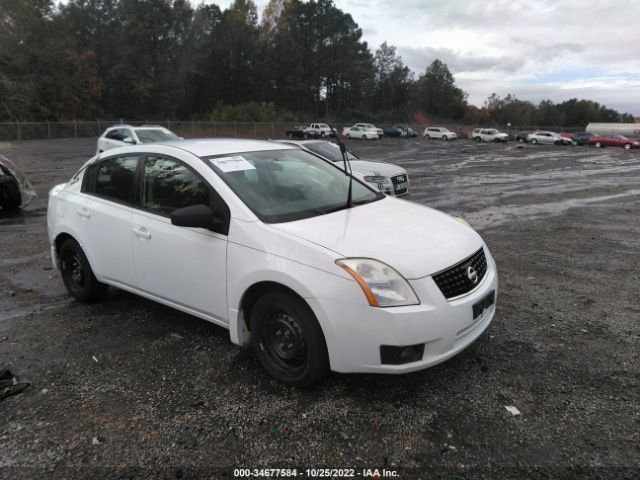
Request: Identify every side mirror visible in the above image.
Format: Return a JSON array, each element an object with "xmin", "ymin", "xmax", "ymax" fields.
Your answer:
[
  {"xmin": 171, "ymin": 204, "xmax": 220, "ymax": 230},
  {"xmin": 123, "ymin": 137, "xmax": 136, "ymax": 144}
]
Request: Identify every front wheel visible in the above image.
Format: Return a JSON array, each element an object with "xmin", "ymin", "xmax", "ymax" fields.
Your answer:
[
  {"xmin": 287, "ymin": 133, "xmax": 293, "ymax": 139},
  {"xmin": 624, "ymin": 143, "xmax": 631, "ymax": 150},
  {"xmin": 59, "ymin": 238, "xmax": 108, "ymax": 302},
  {"xmin": 345, "ymin": 134, "xmax": 351, "ymax": 139},
  {"xmin": 475, "ymin": 137, "xmax": 481, "ymax": 143},
  {"xmin": 251, "ymin": 291, "xmax": 329, "ymax": 387},
  {"xmin": 320, "ymin": 132, "xmax": 325, "ymax": 138},
  {"xmin": 530, "ymin": 138, "xmax": 538, "ymax": 145},
  {"xmin": 595, "ymin": 141, "xmax": 602, "ymax": 148}
]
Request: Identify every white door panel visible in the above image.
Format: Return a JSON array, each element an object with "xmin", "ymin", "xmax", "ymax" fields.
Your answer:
[
  {"xmin": 67, "ymin": 192, "xmax": 138, "ymax": 287},
  {"xmin": 131, "ymin": 211, "xmax": 228, "ymax": 322}
]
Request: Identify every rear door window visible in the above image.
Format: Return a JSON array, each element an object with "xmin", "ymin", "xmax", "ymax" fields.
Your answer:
[{"xmin": 83, "ymin": 155, "xmax": 139, "ymax": 205}]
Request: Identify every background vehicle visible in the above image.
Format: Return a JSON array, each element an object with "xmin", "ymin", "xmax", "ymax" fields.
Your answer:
[
  {"xmin": 278, "ymin": 139, "xmax": 410, "ymax": 197},
  {"xmin": 588, "ymin": 135, "xmax": 640, "ymax": 149},
  {"xmin": 472, "ymin": 128, "xmax": 508, "ymax": 143},
  {"xmin": 383, "ymin": 126, "xmax": 404, "ymax": 137},
  {"xmin": 402, "ymin": 126, "xmax": 418, "ymax": 137},
  {"xmin": 571, "ymin": 132, "xmax": 597, "ymax": 146},
  {"xmin": 423, "ymin": 127, "xmax": 457, "ymax": 140},
  {"xmin": 0, "ymin": 155, "xmax": 37, "ymax": 211},
  {"xmin": 342, "ymin": 126, "xmax": 378, "ymax": 140},
  {"xmin": 285, "ymin": 125, "xmax": 307, "ymax": 139},
  {"xmin": 586, "ymin": 123, "xmax": 640, "ymax": 138},
  {"xmin": 97, "ymin": 125, "xmax": 181, "ymax": 153},
  {"xmin": 526, "ymin": 131, "xmax": 570, "ymax": 145},
  {"xmin": 47, "ymin": 138, "xmax": 496, "ymax": 387},
  {"xmin": 304, "ymin": 123, "xmax": 335, "ymax": 138},
  {"xmin": 514, "ymin": 131, "xmax": 530, "ymax": 142},
  {"xmin": 354, "ymin": 123, "xmax": 383, "ymax": 138}
]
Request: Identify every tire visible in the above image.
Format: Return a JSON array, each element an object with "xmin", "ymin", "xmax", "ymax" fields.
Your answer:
[
  {"xmin": 303, "ymin": 133, "xmax": 308, "ymax": 139},
  {"xmin": 59, "ymin": 238, "xmax": 108, "ymax": 302},
  {"xmin": 320, "ymin": 131, "xmax": 326, "ymax": 138},
  {"xmin": 572, "ymin": 140, "xmax": 578, "ymax": 146},
  {"xmin": 624, "ymin": 143, "xmax": 631, "ymax": 150},
  {"xmin": 530, "ymin": 138, "xmax": 538, "ymax": 145},
  {"xmin": 595, "ymin": 142, "xmax": 602, "ymax": 148},
  {"xmin": 0, "ymin": 180, "xmax": 21, "ymax": 211},
  {"xmin": 345, "ymin": 134, "xmax": 351, "ymax": 139},
  {"xmin": 251, "ymin": 291, "xmax": 329, "ymax": 387},
  {"xmin": 474, "ymin": 137, "xmax": 481, "ymax": 143},
  {"xmin": 287, "ymin": 133, "xmax": 293, "ymax": 139},
  {"xmin": 554, "ymin": 140, "xmax": 561, "ymax": 145},
  {"xmin": 442, "ymin": 135, "xmax": 448, "ymax": 141}
]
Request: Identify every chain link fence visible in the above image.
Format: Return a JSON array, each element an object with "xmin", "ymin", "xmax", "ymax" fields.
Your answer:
[{"xmin": 2, "ymin": 120, "xmax": 630, "ymax": 142}]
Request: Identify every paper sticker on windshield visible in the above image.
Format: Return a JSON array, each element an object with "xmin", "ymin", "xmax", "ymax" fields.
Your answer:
[{"xmin": 209, "ymin": 155, "xmax": 255, "ymax": 172}]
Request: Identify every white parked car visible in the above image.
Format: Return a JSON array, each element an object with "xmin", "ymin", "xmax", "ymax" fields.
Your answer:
[
  {"xmin": 304, "ymin": 123, "xmax": 335, "ymax": 139},
  {"xmin": 423, "ymin": 127, "xmax": 457, "ymax": 140},
  {"xmin": 47, "ymin": 139, "xmax": 497, "ymax": 386},
  {"xmin": 526, "ymin": 131, "xmax": 570, "ymax": 145},
  {"xmin": 97, "ymin": 125, "xmax": 181, "ymax": 154},
  {"xmin": 278, "ymin": 140, "xmax": 409, "ymax": 197},
  {"xmin": 342, "ymin": 126, "xmax": 379, "ymax": 140},
  {"xmin": 472, "ymin": 128, "xmax": 508, "ymax": 143},
  {"xmin": 354, "ymin": 123, "xmax": 383, "ymax": 138}
]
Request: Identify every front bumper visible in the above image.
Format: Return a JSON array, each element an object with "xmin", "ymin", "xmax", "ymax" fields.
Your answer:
[{"xmin": 309, "ymin": 248, "xmax": 498, "ymax": 373}]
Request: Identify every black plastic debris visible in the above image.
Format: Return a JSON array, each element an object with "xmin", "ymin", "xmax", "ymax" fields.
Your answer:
[{"xmin": 0, "ymin": 369, "xmax": 31, "ymax": 400}]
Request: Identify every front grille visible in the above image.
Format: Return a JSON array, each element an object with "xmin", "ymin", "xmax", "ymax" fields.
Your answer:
[{"xmin": 432, "ymin": 248, "xmax": 488, "ymax": 300}]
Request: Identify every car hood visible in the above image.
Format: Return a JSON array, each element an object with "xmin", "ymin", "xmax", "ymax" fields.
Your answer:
[
  {"xmin": 334, "ymin": 160, "xmax": 405, "ymax": 177},
  {"xmin": 270, "ymin": 197, "xmax": 483, "ymax": 279}
]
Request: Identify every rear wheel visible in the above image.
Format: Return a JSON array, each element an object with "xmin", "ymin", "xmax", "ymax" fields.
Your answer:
[
  {"xmin": 474, "ymin": 137, "xmax": 481, "ymax": 143},
  {"xmin": 59, "ymin": 239, "xmax": 108, "ymax": 302},
  {"xmin": 624, "ymin": 143, "xmax": 631, "ymax": 150},
  {"xmin": 251, "ymin": 291, "xmax": 329, "ymax": 387},
  {"xmin": 0, "ymin": 180, "xmax": 21, "ymax": 211},
  {"xmin": 595, "ymin": 141, "xmax": 602, "ymax": 148},
  {"xmin": 442, "ymin": 135, "xmax": 448, "ymax": 141},
  {"xmin": 345, "ymin": 134, "xmax": 351, "ymax": 139},
  {"xmin": 530, "ymin": 138, "xmax": 538, "ymax": 145}
]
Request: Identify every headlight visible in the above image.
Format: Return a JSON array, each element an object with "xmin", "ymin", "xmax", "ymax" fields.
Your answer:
[
  {"xmin": 363, "ymin": 176, "xmax": 388, "ymax": 184},
  {"xmin": 335, "ymin": 258, "xmax": 419, "ymax": 307}
]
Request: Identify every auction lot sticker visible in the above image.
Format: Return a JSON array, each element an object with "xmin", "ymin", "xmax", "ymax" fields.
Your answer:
[{"xmin": 210, "ymin": 155, "xmax": 256, "ymax": 172}]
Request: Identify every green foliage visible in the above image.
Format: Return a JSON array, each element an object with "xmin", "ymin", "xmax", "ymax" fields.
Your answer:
[{"xmin": 0, "ymin": 0, "xmax": 634, "ymax": 124}]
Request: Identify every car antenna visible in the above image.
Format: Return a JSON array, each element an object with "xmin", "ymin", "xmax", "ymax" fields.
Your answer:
[{"xmin": 330, "ymin": 125, "xmax": 353, "ymax": 209}]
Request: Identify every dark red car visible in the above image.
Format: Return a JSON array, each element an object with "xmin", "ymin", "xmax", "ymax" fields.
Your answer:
[{"xmin": 588, "ymin": 135, "xmax": 640, "ymax": 149}]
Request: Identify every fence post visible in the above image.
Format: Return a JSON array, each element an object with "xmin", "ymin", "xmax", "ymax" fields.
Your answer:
[
  {"xmin": 98, "ymin": 119, "xmax": 102, "ymax": 136},
  {"xmin": 74, "ymin": 120, "xmax": 77, "ymax": 138},
  {"xmin": 213, "ymin": 121, "xmax": 216, "ymax": 136},
  {"xmin": 254, "ymin": 122, "xmax": 257, "ymax": 137},
  {"xmin": 47, "ymin": 121, "xmax": 51, "ymax": 139},
  {"xmin": 16, "ymin": 121, "xmax": 21, "ymax": 141},
  {"xmin": 191, "ymin": 120, "xmax": 194, "ymax": 137},
  {"xmin": 234, "ymin": 121, "xmax": 237, "ymax": 137},
  {"xmin": 272, "ymin": 122, "xmax": 275, "ymax": 138}
]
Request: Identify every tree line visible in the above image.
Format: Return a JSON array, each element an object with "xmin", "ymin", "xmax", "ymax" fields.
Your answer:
[{"xmin": 0, "ymin": 0, "xmax": 634, "ymax": 126}]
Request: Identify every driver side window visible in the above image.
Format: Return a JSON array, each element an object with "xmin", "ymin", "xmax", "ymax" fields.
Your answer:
[{"xmin": 141, "ymin": 155, "xmax": 230, "ymax": 234}]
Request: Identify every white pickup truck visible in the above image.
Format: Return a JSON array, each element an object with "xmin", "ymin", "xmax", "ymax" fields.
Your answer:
[{"xmin": 304, "ymin": 123, "xmax": 335, "ymax": 138}]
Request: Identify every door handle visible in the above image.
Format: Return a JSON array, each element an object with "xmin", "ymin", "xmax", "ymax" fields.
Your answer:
[
  {"xmin": 77, "ymin": 207, "xmax": 91, "ymax": 219},
  {"xmin": 132, "ymin": 227, "xmax": 151, "ymax": 240}
]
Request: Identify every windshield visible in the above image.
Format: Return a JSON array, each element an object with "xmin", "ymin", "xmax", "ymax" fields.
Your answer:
[
  {"xmin": 204, "ymin": 149, "xmax": 381, "ymax": 223},
  {"xmin": 318, "ymin": 123, "xmax": 330, "ymax": 129},
  {"xmin": 303, "ymin": 141, "xmax": 358, "ymax": 163},
  {"xmin": 135, "ymin": 129, "xmax": 180, "ymax": 143}
]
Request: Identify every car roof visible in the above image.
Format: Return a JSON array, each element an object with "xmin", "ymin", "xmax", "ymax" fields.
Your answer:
[{"xmin": 148, "ymin": 138, "xmax": 296, "ymax": 157}]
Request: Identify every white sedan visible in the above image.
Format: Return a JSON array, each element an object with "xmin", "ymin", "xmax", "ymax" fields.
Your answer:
[
  {"xmin": 342, "ymin": 126, "xmax": 379, "ymax": 140},
  {"xmin": 47, "ymin": 139, "xmax": 497, "ymax": 387},
  {"xmin": 278, "ymin": 140, "xmax": 410, "ymax": 196},
  {"xmin": 526, "ymin": 131, "xmax": 570, "ymax": 145},
  {"xmin": 97, "ymin": 124, "xmax": 181, "ymax": 153}
]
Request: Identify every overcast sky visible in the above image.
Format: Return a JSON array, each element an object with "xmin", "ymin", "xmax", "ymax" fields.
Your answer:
[{"xmin": 209, "ymin": 0, "xmax": 640, "ymax": 115}]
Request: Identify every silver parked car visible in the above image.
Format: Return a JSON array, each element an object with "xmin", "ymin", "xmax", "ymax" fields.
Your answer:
[{"xmin": 526, "ymin": 131, "xmax": 570, "ymax": 145}]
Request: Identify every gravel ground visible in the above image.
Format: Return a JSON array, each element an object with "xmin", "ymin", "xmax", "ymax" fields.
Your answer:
[{"xmin": 0, "ymin": 137, "xmax": 639, "ymax": 479}]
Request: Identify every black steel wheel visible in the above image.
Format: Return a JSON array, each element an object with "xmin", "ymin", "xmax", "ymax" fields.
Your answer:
[
  {"xmin": 60, "ymin": 238, "xmax": 108, "ymax": 302},
  {"xmin": 0, "ymin": 180, "xmax": 21, "ymax": 211},
  {"xmin": 251, "ymin": 291, "xmax": 329, "ymax": 387}
]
